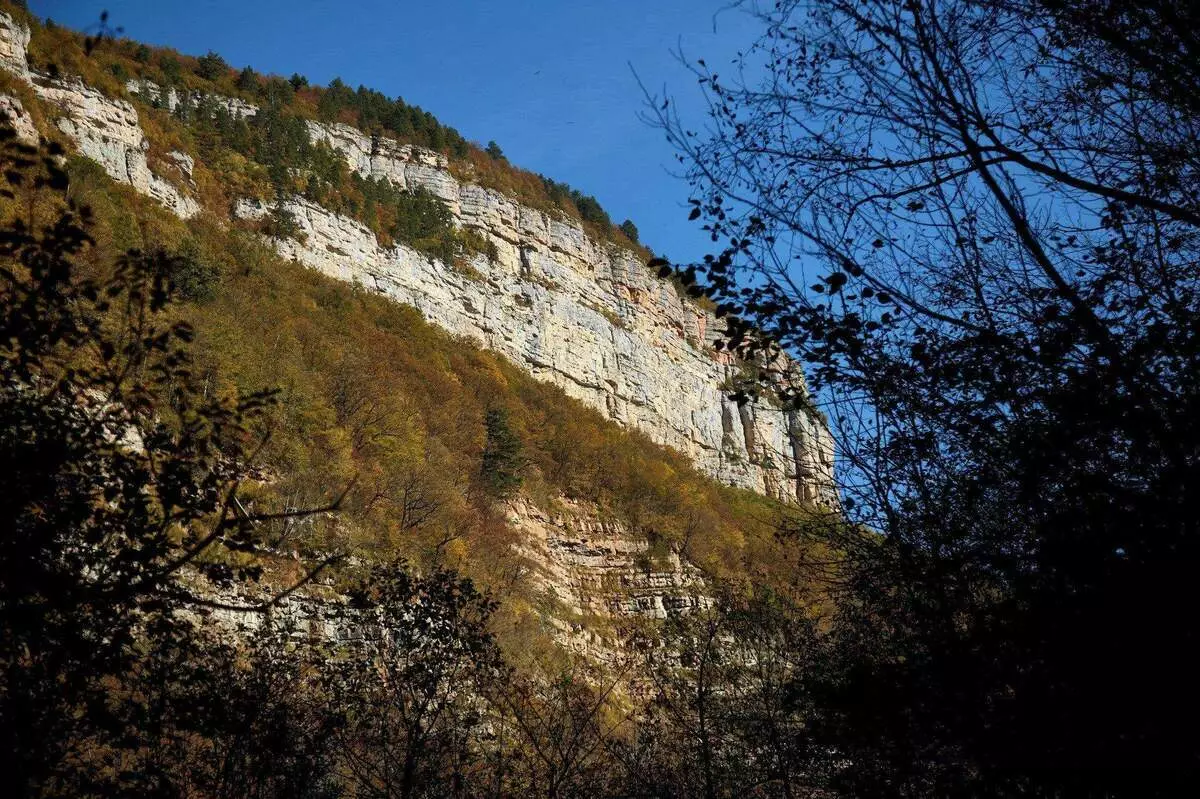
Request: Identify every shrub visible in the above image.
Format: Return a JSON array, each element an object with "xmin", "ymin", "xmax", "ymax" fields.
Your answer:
[
  {"xmin": 159, "ymin": 54, "xmax": 183, "ymax": 85},
  {"xmin": 169, "ymin": 238, "xmax": 221, "ymax": 302}
]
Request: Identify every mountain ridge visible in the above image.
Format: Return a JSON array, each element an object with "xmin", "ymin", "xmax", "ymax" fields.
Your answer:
[{"xmin": 0, "ymin": 7, "xmax": 837, "ymax": 507}]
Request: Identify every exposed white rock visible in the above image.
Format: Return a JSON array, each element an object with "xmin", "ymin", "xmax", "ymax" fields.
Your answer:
[
  {"xmin": 297, "ymin": 118, "xmax": 836, "ymax": 503},
  {"xmin": 125, "ymin": 78, "xmax": 259, "ymax": 120},
  {"xmin": 168, "ymin": 149, "xmax": 194, "ymax": 182},
  {"xmin": 0, "ymin": 15, "xmax": 200, "ymax": 219},
  {"xmin": 35, "ymin": 77, "xmax": 200, "ymax": 218},
  {"xmin": 234, "ymin": 193, "xmax": 836, "ymax": 503},
  {"xmin": 0, "ymin": 11, "xmax": 29, "ymax": 79},
  {"xmin": 507, "ymin": 497, "xmax": 713, "ymax": 662},
  {"xmin": 510, "ymin": 498, "xmax": 712, "ymax": 620},
  {"xmin": 0, "ymin": 93, "xmax": 37, "ymax": 144},
  {"xmin": 305, "ymin": 120, "xmax": 460, "ymax": 209}
]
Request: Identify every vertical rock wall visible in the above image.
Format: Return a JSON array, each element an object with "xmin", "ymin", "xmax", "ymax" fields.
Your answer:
[{"xmin": 0, "ymin": 10, "xmax": 837, "ymax": 505}]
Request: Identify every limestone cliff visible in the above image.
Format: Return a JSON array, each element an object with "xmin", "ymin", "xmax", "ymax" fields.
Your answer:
[
  {"xmin": 0, "ymin": 10, "xmax": 835, "ymax": 507},
  {"xmin": 508, "ymin": 497, "xmax": 714, "ymax": 660},
  {"xmin": 191, "ymin": 497, "xmax": 710, "ymax": 665},
  {"xmin": 1, "ymin": 17, "xmax": 200, "ymax": 217}
]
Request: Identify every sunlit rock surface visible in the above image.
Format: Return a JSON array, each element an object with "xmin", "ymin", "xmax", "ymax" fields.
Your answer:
[{"xmin": 1, "ymin": 10, "xmax": 836, "ymax": 505}]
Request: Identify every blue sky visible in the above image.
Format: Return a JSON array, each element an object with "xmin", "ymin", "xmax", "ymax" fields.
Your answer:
[{"xmin": 32, "ymin": 0, "xmax": 764, "ymax": 263}]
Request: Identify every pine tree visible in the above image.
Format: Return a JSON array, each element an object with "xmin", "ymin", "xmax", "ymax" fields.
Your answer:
[
  {"xmin": 236, "ymin": 65, "xmax": 259, "ymax": 93},
  {"xmin": 196, "ymin": 50, "xmax": 228, "ymax": 81},
  {"xmin": 481, "ymin": 408, "xmax": 525, "ymax": 498}
]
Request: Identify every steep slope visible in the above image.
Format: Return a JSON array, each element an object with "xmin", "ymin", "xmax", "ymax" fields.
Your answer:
[
  {"xmin": 0, "ymin": 6, "xmax": 838, "ymax": 661},
  {"xmin": 0, "ymin": 9, "xmax": 836, "ymax": 508}
]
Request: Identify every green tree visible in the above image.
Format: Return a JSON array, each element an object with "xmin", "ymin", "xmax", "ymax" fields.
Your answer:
[
  {"xmin": 174, "ymin": 84, "xmax": 194, "ymax": 122},
  {"xmin": 389, "ymin": 186, "xmax": 453, "ymax": 243},
  {"xmin": 264, "ymin": 205, "xmax": 301, "ymax": 240},
  {"xmin": 169, "ymin": 237, "xmax": 221, "ymax": 302},
  {"xmin": 236, "ymin": 65, "xmax": 259, "ymax": 93},
  {"xmin": 480, "ymin": 407, "xmax": 525, "ymax": 499},
  {"xmin": 159, "ymin": 54, "xmax": 183, "ymax": 85},
  {"xmin": 570, "ymin": 191, "xmax": 610, "ymax": 228},
  {"xmin": 485, "ymin": 140, "xmax": 505, "ymax": 161},
  {"xmin": 196, "ymin": 50, "xmax": 229, "ymax": 81},
  {"xmin": 618, "ymin": 219, "xmax": 639, "ymax": 244}
]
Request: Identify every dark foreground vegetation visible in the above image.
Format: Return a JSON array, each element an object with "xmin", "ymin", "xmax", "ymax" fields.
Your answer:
[
  {"xmin": 4, "ymin": 0, "xmax": 1199, "ymax": 795},
  {"xmin": 656, "ymin": 0, "xmax": 1200, "ymax": 795}
]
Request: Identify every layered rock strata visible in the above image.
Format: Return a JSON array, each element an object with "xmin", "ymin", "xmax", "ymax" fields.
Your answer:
[
  {"xmin": 1, "ymin": 12, "xmax": 199, "ymax": 217},
  {"xmin": 198, "ymin": 497, "xmax": 710, "ymax": 663},
  {"xmin": 125, "ymin": 77, "xmax": 259, "ymax": 120},
  {"xmin": 0, "ymin": 10, "xmax": 836, "ymax": 505},
  {"xmin": 234, "ymin": 191, "xmax": 833, "ymax": 503}
]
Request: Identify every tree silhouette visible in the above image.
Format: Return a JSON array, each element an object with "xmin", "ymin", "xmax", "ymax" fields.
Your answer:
[
  {"xmin": 328, "ymin": 563, "xmax": 504, "ymax": 799},
  {"xmin": 0, "ymin": 120, "xmax": 340, "ymax": 795},
  {"xmin": 650, "ymin": 0, "xmax": 1200, "ymax": 794}
]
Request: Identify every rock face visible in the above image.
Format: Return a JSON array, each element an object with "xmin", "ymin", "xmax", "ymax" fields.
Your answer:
[
  {"xmin": 510, "ymin": 498, "xmax": 713, "ymax": 661},
  {"xmin": 0, "ymin": 8, "xmax": 29, "ymax": 79},
  {"xmin": 125, "ymin": 78, "xmax": 259, "ymax": 120},
  {"xmin": 0, "ymin": 10, "xmax": 836, "ymax": 506},
  {"xmin": 196, "ymin": 496, "xmax": 708, "ymax": 663},
  {"xmin": 236, "ymin": 193, "xmax": 835, "ymax": 504},
  {"xmin": 0, "ymin": 93, "xmax": 36, "ymax": 143},
  {"xmin": 305, "ymin": 121, "xmax": 460, "ymax": 208},
  {"xmin": 1, "ymin": 13, "xmax": 199, "ymax": 219},
  {"xmin": 512, "ymin": 498, "xmax": 715, "ymax": 620},
  {"xmin": 34, "ymin": 78, "xmax": 201, "ymax": 218}
]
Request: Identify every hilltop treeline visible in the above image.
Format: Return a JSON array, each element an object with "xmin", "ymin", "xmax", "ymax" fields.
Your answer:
[{"xmin": 18, "ymin": 6, "xmax": 645, "ymax": 253}]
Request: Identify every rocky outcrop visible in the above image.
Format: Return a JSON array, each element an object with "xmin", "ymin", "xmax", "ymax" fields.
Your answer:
[
  {"xmin": 195, "ymin": 496, "xmax": 708, "ymax": 663},
  {"xmin": 0, "ymin": 12, "xmax": 199, "ymax": 218},
  {"xmin": 0, "ymin": 9, "xmax": 836, "ymax": 505},
  {"xmin": 509, "ymin": 497, "xmax": 715, "ymax": 661},
  {"xmin": 0, "ymin": 8, "xmax": 28, "ymax": 79},
  {"xmin": 236, "ymin": 194, "xmax": 835, "ymax": 503},
  {"xmin": 286, "ymin": 118, "xmax": 836, "ymax": 503},
  {"xmin": 125, "ymin": 78, "xmax": 259, "ymax": 120},
  {"xmin": 510, "ymin": 497, "xmax": 711, "ymax": 615},
  {"xmin": 0, "ymin": 92, "xmax": 36, "ymax": 143},
  {"xmin": 305, "ymin": 121, "xmax": 460, "ymax": 208},
  {"xmin": 35, "ymin": 78, "xmax": 200, "ymax": 218}
]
